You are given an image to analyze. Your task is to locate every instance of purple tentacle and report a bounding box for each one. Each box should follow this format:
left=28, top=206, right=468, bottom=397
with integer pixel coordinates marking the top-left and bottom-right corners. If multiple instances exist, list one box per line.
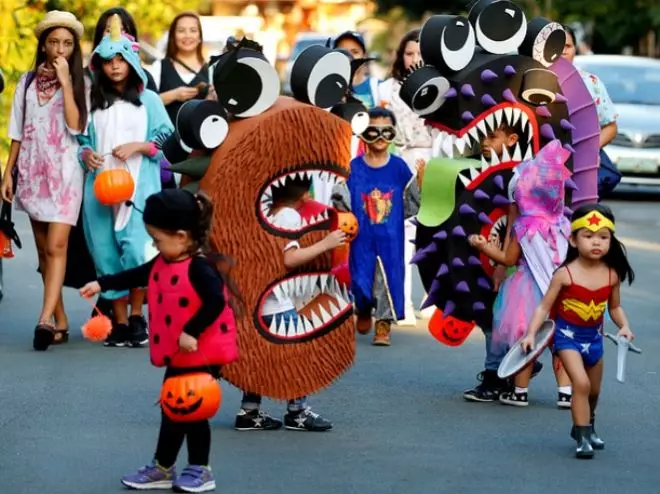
left=550, top=57, right=600, bottom=206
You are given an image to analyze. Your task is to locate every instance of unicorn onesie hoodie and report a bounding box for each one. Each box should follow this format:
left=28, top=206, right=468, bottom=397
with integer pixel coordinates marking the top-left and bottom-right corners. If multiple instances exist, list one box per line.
left=77, top=16, right=173, bottom=300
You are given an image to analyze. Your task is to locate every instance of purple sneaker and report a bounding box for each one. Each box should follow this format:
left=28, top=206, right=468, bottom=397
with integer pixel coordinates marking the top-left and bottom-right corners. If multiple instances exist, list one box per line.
left=121, top=462, right=176, bottom=490
left=173, top=465, right=216, bottom=493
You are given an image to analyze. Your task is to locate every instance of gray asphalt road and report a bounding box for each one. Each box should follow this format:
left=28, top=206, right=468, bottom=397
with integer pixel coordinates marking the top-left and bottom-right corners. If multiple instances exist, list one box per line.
left=1, top=198, right=659, bottom=494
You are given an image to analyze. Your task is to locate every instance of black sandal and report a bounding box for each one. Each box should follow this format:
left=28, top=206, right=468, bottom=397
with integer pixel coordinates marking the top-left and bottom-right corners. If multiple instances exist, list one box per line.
left=33, top=324, right=55, bottom=351
left=52, top=328, right=69, bottom=345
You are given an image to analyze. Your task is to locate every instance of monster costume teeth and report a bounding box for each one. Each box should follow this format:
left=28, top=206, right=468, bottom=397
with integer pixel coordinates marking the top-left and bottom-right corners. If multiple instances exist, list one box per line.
left=401, top=0, right=600, bottom=346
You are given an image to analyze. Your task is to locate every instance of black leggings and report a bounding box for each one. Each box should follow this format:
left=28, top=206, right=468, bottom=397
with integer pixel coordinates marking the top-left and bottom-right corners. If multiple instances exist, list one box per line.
left=154, top=366, right=220, bottom=469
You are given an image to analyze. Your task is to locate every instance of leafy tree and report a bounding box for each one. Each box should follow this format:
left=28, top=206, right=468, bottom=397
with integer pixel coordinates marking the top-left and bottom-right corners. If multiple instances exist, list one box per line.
left=0, top=0, right=198, bottom=164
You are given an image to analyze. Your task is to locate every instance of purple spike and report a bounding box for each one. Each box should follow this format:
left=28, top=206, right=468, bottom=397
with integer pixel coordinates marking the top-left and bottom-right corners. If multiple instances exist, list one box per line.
left=409, top=217, right=420, bottom=227
left=436, top=263, right=449, bottom=277
left=494, top=175, right=504, bottom=190
left=462, top=111, right=475, bottom=121
left=420, top=294, right=437, bottom=310
left=444, top=87, right=457, bottom=98
left=468, top=256, right=482, bottom=266
left=536, top=105, right=552, bottom=118
left=564, top=143, right=576, bottom=154
left=474, top=189, right=491, bottom=200
left=478, top=212, right=493, bottom=225
left=481, top=94, right=497, bottom=107
left=452, top=225, right=466, bottom=237
left=461, top=84, right=475, bottom=97
left=410, top=249, right=427, bottom=264
left=473, top=301, right=486, bottom=311
left=452, top=257, right=465, bottom=267
left=424, top=243, right=439, bottom=254
left=493, top=194, right=510, bottom=206
left=504, top=65, right=516, bottom=76
left=565, top=178, right=579, bottom=191
left=428, top=278, right=442, bottom=298
left=554, top=92, right=568, bottom=103
left=560, top=119, right=576, bottom=131
left=443, top=300, right=456, bottom=318
left=540, top=123, right=556, bottom=141
left=564, top=206, right=573, bottom=217
left=408, top=238, right=416, bottom=245
left=433, top=230, right=448, bottom=241
left=502, top=88, right=517, bottom=103
left=477, top=277, right=491, bottom=291
left=459, top=203, right=476, bottom=215
left=456, top=281, right=470, bottom=293
left=481, top=69, right=498, bottom=83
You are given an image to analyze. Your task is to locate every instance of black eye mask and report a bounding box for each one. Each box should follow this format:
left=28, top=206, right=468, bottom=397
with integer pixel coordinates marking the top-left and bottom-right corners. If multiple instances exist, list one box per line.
left=361, top=125, right=396, bottom=143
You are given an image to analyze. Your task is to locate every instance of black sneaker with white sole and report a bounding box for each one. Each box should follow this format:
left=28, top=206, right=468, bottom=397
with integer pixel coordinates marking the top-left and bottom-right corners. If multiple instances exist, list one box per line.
left=499, top=390, right=529, bottom=407
left=557, top=392, right=572, bottom=409
left=284, top=408, right=333, bottom=432
left=234, top=409, right=283, bottom=431
left=104, top=323, right=130, bottom=347
left=463, top=370, right=511, bottom=403
left=128, top=315, right=149, bottom=348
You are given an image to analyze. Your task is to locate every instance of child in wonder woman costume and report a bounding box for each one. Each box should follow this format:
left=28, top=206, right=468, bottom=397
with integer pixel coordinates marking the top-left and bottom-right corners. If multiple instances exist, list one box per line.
left=521, top=203, right=635, bottom=459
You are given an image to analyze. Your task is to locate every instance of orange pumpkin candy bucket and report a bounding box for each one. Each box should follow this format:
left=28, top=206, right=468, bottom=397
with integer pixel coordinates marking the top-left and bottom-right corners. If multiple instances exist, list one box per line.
left=93, top=168, right=135, bottom=206
left=160, top=373, right=222, bottom=422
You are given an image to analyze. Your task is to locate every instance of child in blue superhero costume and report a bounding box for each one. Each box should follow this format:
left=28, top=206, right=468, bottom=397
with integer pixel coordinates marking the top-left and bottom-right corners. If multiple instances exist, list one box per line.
left=332, top=107, right=421, bottom=346
left=78, top=15, right=173, bottom=348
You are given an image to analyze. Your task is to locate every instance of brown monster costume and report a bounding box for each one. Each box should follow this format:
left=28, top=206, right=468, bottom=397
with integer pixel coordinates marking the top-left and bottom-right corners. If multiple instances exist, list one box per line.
left=160, top=40, right=358, bottom=400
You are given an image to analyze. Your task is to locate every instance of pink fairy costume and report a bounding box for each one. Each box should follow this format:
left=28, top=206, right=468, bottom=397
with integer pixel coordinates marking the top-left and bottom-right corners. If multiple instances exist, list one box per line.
left=492, top=140, right=572, bottom=351
left=147, top=256, right=238, bottom=368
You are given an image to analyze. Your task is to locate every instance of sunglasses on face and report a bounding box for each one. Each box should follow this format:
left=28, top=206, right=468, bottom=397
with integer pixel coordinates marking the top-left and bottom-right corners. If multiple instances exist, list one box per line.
left=361, top=125, right=396, bottom=143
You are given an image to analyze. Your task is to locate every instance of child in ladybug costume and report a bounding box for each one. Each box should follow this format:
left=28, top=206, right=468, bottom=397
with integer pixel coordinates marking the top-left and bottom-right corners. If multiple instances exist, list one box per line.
left=81, top=188, right=241, bottom=492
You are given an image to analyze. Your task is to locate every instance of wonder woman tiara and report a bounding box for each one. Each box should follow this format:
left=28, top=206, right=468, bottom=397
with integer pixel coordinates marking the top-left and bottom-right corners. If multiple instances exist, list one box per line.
left=570, top=210, right=616, bottom=233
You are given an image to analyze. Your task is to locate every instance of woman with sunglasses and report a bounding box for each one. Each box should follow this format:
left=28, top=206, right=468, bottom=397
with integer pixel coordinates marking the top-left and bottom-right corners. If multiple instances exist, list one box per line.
left=332, top=107, right=423, bottom=346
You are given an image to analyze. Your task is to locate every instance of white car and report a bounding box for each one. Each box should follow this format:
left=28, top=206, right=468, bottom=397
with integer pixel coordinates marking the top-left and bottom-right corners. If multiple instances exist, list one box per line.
left=574, top=55, right=660, bottom=186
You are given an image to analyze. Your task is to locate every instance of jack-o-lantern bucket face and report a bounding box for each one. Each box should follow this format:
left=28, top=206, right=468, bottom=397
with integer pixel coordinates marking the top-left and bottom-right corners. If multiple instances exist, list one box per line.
left=160, top=373, right=222, bottom=422
left=330, top=211, right=359, bottom=243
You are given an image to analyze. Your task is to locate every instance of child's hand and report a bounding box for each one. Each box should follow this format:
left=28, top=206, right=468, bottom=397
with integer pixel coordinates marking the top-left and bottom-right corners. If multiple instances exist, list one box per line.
left=83, top=149, right=104, bottom=170
left=113, top=143, right=143, bottom=162
left=80, top=281, right=101, bottom=298
left=520, top=334, right=535, bottom=353
left=323, top=230, right=347, bottom=250
left=468, top=234, right=487, bottom=250
left=179, top=332, right=198, bottom=353
left=617, top=326, right=635, bottom=342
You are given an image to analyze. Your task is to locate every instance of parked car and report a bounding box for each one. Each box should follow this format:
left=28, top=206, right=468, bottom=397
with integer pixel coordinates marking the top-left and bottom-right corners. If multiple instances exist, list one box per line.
left=574, top=55, right=660, bottom=186
left=281, top=33, right=333, bottom=95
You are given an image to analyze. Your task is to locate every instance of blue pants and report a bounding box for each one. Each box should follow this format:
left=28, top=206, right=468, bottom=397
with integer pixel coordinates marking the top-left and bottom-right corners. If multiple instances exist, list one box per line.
left=241, top=309, right=307, bottom=410
left=484, top=330, right=509, bottom=372
left=553, top=316, right=604, bottom=368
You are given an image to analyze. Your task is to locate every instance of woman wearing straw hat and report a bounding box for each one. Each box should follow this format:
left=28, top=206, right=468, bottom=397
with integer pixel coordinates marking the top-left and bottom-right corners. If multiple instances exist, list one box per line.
left=0, top=10, right=88, bottom=350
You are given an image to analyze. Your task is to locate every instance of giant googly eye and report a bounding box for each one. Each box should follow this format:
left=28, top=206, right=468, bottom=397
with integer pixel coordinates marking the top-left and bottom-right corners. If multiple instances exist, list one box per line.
left=400, top=66, right=450, bottom=116
left=468, top=0, right=527, bottom=55
left=212, top=48, right=280, bottom=118
left=330, top=100, right=369, bottom=135
left=176, top=100, right=229, bottom=150
left=420, top=15, right=476, bottom=73
left=291, top=45, right=351, bottom=109
left=520, top=68, right=559, bottom=105
left=519, top=18, right=566, bottom=68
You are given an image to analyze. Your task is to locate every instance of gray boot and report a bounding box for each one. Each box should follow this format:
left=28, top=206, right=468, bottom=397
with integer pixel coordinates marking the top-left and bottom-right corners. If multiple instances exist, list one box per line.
left=573, top=425, right=595, bottom=459
left=570, top=416, right=605, bottom=450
